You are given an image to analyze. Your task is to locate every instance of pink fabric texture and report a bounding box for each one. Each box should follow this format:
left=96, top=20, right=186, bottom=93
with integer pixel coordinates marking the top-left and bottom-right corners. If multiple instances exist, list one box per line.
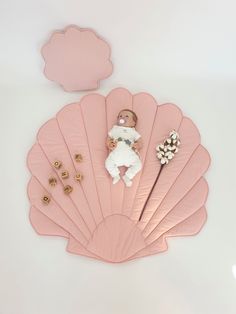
left=41, top=25, right=113, bottom=92
left=27, top=88, right=210, bottom=263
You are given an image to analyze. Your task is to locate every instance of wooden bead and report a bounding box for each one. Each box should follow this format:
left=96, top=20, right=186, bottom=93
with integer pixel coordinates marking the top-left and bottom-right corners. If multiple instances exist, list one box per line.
left=42, top=195, right=50, bottom=205
left=75, top=172, right=83, bottom=182
left=61, top=171, right=69, bottom=179
left=64, top=185, right=73, bottom=194
left=48, top=177, right=57, bottom=186
left=75, top=153, right=83, bottom=162
left=53, top=160, right=62, bottom=169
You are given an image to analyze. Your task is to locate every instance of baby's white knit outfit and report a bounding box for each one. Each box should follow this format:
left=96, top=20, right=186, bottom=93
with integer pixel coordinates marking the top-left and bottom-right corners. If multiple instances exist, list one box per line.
left=105, top=125, right=142, bottom=185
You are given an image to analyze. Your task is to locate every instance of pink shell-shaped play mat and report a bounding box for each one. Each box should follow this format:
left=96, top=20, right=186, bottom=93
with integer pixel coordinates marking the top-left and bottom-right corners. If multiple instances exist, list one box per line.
left=27, top=88, right=210, bottom=263
left=41, top=25, right=113, bottom=92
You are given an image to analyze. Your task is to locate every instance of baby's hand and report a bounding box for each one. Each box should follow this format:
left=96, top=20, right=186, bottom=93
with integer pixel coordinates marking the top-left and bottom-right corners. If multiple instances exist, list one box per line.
left=107, top=137, right=117, bottom=151
left=132, top=140, right=142, bottom=152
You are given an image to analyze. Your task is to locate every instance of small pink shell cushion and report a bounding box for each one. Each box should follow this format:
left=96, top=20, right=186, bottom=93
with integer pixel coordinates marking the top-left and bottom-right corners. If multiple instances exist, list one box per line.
left=41, top=25, right=113, bottom=92
left=27, top=88, right=210, bottom=263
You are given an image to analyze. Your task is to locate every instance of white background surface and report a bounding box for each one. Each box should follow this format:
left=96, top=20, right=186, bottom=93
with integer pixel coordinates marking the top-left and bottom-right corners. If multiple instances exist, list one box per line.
left=1, top=0, right=236, bottom=313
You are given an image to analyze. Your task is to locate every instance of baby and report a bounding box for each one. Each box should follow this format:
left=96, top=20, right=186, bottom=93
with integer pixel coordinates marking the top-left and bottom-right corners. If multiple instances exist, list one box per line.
left=105, top=109, right=142, bottom=187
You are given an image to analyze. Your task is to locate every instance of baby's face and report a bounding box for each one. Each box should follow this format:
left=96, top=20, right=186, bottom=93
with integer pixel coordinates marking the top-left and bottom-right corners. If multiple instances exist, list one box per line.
left=117, top=110, right=135, bottom=127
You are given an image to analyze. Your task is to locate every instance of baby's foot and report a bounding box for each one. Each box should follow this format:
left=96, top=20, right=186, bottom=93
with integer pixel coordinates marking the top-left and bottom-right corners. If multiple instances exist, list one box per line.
left=112, top=175, right=120, bottom=184
left=122, top=175, right=132, bottom=187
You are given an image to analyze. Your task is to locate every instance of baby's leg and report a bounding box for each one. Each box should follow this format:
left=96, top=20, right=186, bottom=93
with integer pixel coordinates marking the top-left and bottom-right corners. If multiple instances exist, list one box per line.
left=105, top=154, right=120, bottom=184
left=123, top=158, right=142, bottom=187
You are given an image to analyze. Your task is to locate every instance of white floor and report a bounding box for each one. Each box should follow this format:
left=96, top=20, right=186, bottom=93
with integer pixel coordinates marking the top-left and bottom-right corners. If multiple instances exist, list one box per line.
left=1, top=1, right=236, bottom=313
